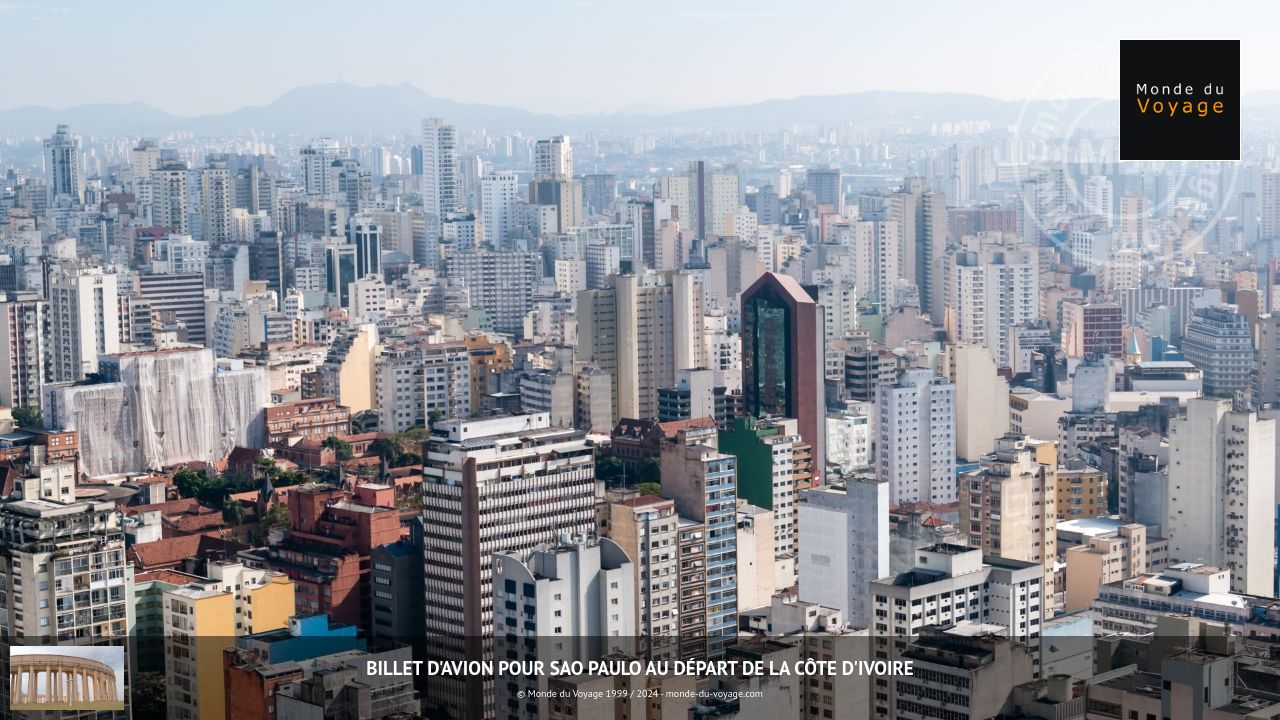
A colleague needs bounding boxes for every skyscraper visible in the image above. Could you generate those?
[658,423,738,654]
[421,118,459,253]
[0,291,48,410]
[944,233,1038,368]
[739,272,825,473]
[151,159,191,234]
[888,179,947,321]
[44,124,83,203]
[479,171,519,248]
[347,217,382,279]
[877,368,957,503]
[48,266,120,382]
[1182,304,1255,398]
[578,271,706,420]
[200,160,233,244]
[421,413,596,718]
[805,166,842,212]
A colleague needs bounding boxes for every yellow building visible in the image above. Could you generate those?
[1056,464,1108,519]
[162,561,295,720]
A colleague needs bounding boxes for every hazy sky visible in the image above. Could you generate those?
[0,0,1271,115]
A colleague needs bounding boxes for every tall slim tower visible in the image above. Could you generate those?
[44,124,83,203]
[876,368,957,503]
[740,272,825,473]
[48,267,120,382]
[421,118,459,250]
[420,413,596,718]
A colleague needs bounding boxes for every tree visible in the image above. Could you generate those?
[12,406,41,429]
[263,502,290,528]
[633,482,662,497]
[639,457,662,485]
[322,435,354,461]
[222,498,246,525]
[595,454,624,486]
[130,671,167,718]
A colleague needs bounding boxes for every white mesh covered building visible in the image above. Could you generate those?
[42,347,268,478]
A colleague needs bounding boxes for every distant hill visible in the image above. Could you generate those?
[16,83,1280,138]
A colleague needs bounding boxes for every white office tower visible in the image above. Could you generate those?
[493,537,634,720]
[1261,171,1280,241]
[299,137,344,196]
[877,368,957,504]
[578,271,706,420]
[42,347,267,478]
[943,342,1011,461]
[1164,397,1276,595]
[797,476,889,628]
[421,413,596,719]
[479,171,519,247]
[201,161,233,244]
[421,118,459,250]
[944,233,1038,368]
[1083,175,1114,226]
[48,266,120,382]
[0,292,48,410]
[534,135,573,178]
[834,219,898,307]
[44,124,83,203]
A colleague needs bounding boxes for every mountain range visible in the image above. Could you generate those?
[3,82,1280,138]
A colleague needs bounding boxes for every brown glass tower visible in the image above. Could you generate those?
[740,272,825,476]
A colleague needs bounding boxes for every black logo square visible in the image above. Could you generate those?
[1120,39,1240,161]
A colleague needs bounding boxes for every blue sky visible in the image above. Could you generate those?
[0,0,1272,114]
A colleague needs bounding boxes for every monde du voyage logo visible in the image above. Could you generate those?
[1120,40,1240,161]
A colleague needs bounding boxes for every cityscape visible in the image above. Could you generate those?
[4,4,1280,719]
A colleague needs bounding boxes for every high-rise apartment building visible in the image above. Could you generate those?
[1182,304,1255,398]
[1164,397,1276,595]
[0,291,48,410]
[135,272,207,345]
[534,135,573,179]
[958,434,1058,595]
[876,368,957,503]
[658,424,738,654]
[888,180,947,320]
[48,266,120,382]
[578,271,705,420]
[201,160,233,245]
[421,413,596,718]
[740,272,825,473]
[375,340,471,432]
[421,118,459,248]
[492,537,634,720]
[44,124,83,203]
[445,251,542,335]
[869,545,1044,717]
[151,159,191,234]
[479,171,519,248]
[945,233,1038,368]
